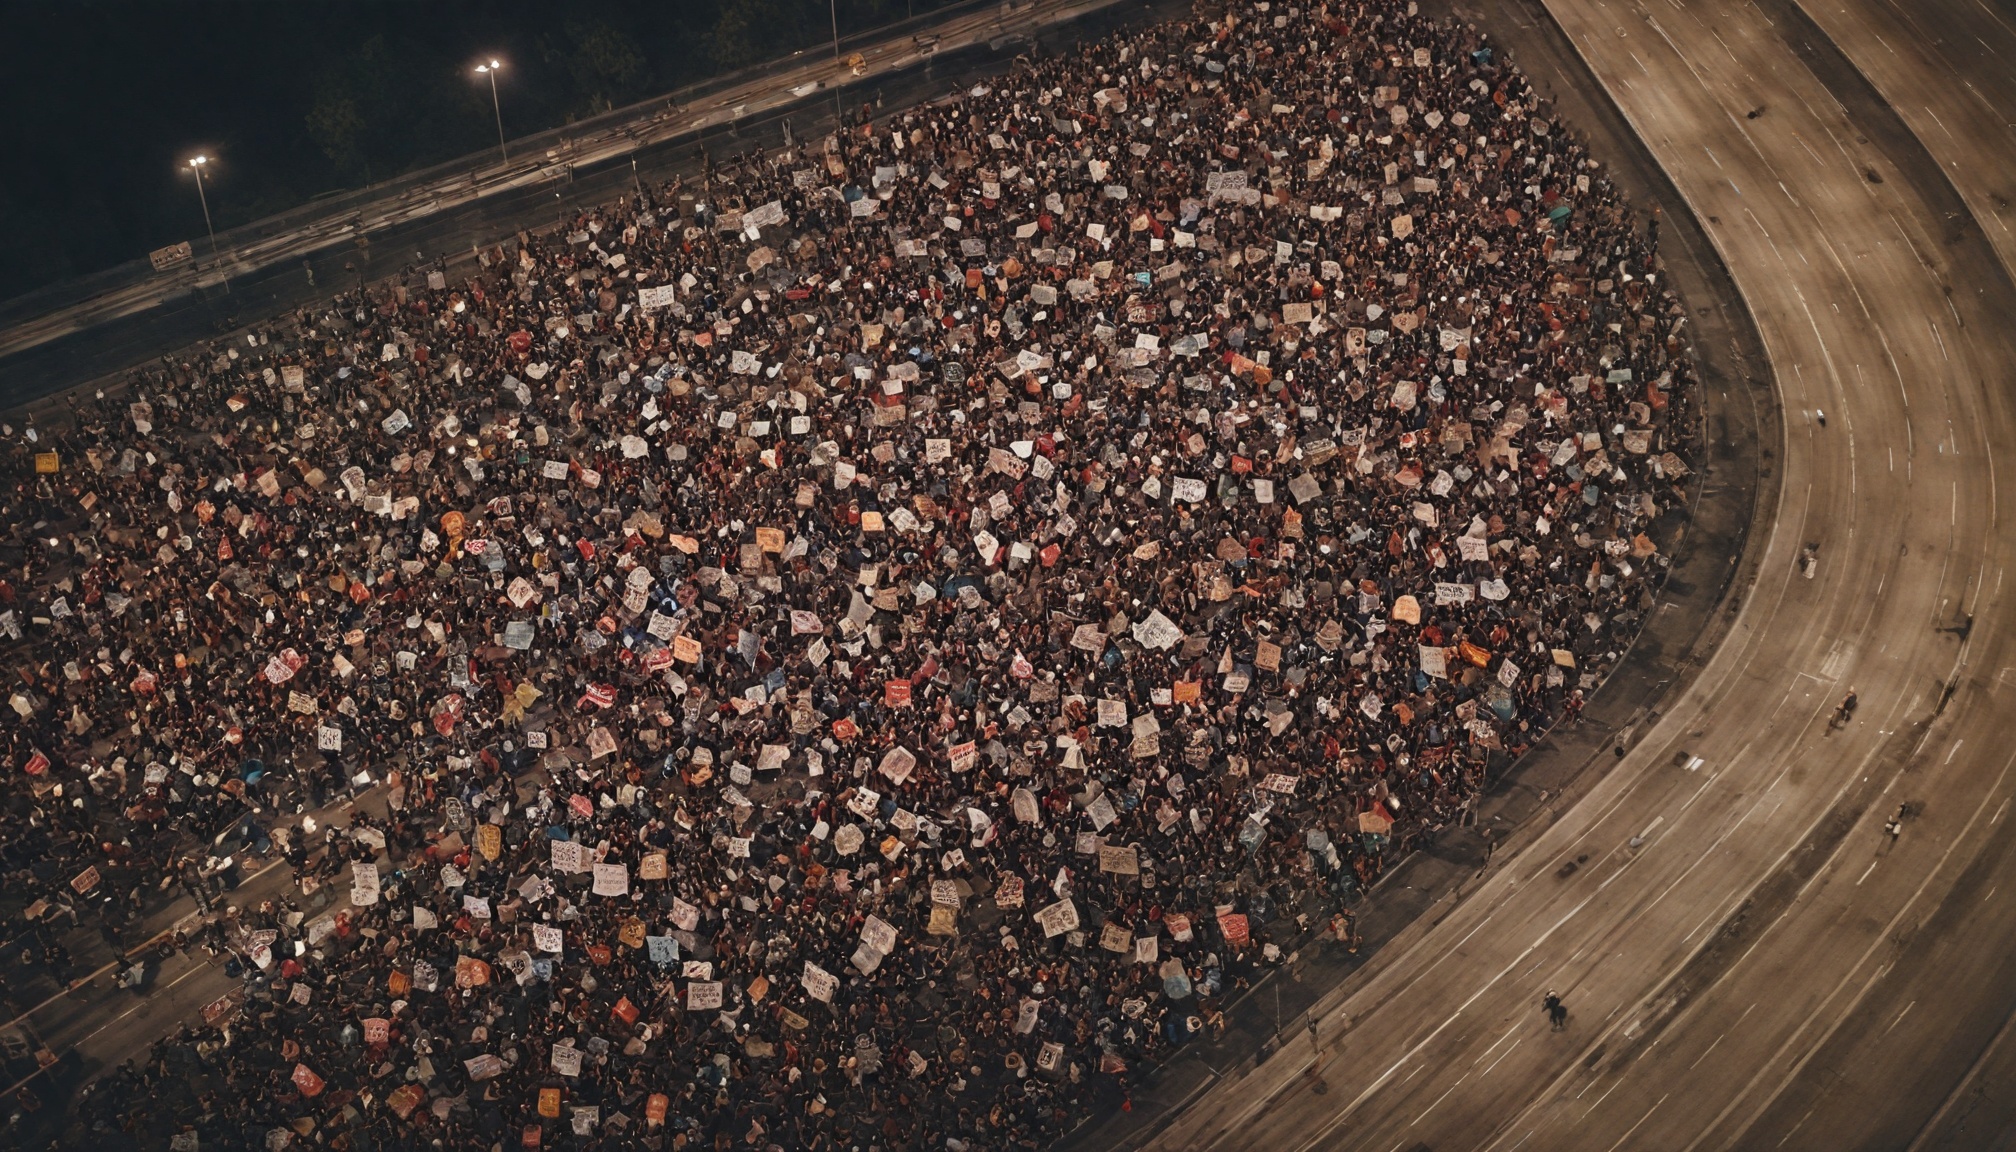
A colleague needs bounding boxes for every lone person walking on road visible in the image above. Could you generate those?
[1544,992,1568,1031]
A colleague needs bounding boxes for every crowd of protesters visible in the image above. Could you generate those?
[1,0,1698,1146]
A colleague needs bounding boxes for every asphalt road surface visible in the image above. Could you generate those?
[0,782,400,1134]
[1144,1,2016,1150]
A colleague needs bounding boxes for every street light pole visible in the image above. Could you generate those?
[831,0,841,61]
[476,60,508,163]
[187,154,228,290]
[188,156,217,258]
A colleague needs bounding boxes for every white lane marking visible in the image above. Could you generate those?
[1413,1076,1466,1126]
[1480,1035,1526,1081]
[1683,749,2016,1150]
[1603,1093,1671,1152]
[1690,1032,1726,1071]
[1584,1075,1626,1114]
[1472,1022,1525,1068]
[78,959,212,1043]
[1285,894,1606,1151]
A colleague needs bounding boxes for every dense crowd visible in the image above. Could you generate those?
[2,0,1698,1146]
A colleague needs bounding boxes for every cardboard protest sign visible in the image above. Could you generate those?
[1255,640,1282,672]
[879,745,918,784]
[1035,898,1080,938]
[1408,642,1449,681]
[552,840,589,873]
[592,862,630,897]
[647,936,679,966]
[619,916,649,950]
[802,961,839,1002]
[1216,910,1251,947]
[1100,922,1134,953]
[1132,610,1184,651]
[1085,793,1118,831]
[350,862,380,906]
[672,897,701,932]
[861,915,899,956]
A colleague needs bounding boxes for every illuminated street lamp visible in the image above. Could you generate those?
[187,155,218,258]
[475,59,508,163]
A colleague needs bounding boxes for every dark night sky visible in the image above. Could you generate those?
[0,0,945,303]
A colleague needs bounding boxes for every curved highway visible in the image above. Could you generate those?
[1148,0,2016,1148]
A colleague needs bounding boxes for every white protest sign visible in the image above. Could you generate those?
[802,961,839,1002]
[1035,899,1080,938]
[672,897,701,932]
[862,915,898,955]
[350,863,380,906]
[592,863,630,897]
[551,840,589,873]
